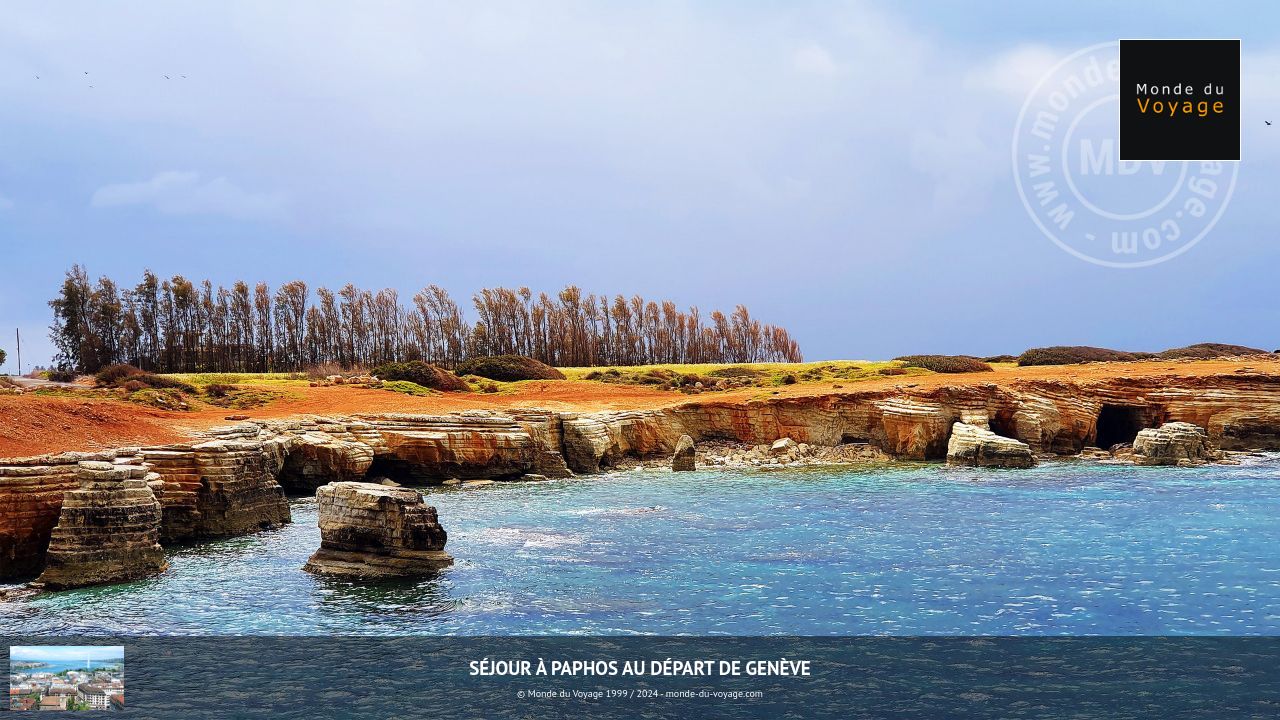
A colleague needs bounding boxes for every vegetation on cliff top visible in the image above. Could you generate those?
[894,355,993,373]
[1018,343,1271,366]
[371,361,470,392]
[568,360,925,392]
[455,355,565,381]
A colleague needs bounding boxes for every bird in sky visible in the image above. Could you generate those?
[1267,120,1273,126]
[164,75,170,79]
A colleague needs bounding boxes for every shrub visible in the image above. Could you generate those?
[1157,343,1269,359]
[879,367,907,376]
[140,375,197,392]
[47,369,77,382]
[778,373,798,385]
[94,364,196,393]
[1016,346,1140,366]
[454,355,565,381]
[981,354,1018,364]
[205,383,235,398]
[126,388,189,410]
[894,355,993,373]
[95,363,145,386]
[371,361,470,392]
[708,366,767,379]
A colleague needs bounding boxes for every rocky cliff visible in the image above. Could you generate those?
[35,460,168,589]
[4,369,1280,580]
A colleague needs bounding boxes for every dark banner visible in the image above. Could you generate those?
[5,637,1280,718]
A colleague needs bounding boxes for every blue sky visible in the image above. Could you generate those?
[10,645,124,663]
[1,1,1278,369]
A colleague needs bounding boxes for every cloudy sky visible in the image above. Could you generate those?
[1,1,1278,369]
[10,645,124,662]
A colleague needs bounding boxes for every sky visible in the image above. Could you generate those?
[1,1,1278,370]
[10,645,124,663]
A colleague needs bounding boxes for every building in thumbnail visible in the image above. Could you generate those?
[76,683,111,710]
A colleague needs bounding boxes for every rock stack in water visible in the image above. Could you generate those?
[1132,422,1222,465]
[671,435,696,471]
[303,482,453,579]
[36,461,168,589]
[946,422,1036,469]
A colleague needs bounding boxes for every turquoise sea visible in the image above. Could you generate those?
[4,458,1280,636]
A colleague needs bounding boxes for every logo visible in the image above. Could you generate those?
[1013,42,1238,268]
[1119,39,1240,161]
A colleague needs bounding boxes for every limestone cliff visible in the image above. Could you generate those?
[4,369,1280,580]
[35,461,168,589]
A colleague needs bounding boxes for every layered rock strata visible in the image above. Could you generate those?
[363,413,536,481]
[1132,422,1222,466]
[142,437,291,542]
[35,461,168,589]
[303,482,452,578]
[0,449,136,578]
[946,422,1036,469]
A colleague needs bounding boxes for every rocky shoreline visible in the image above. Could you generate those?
[3,370,1280,588]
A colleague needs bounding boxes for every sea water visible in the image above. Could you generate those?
[4,458,1280,636]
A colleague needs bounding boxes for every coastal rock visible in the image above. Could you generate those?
[303,482,453,578]
[143,439,291,541]
[277,432,374,492]
[672,435,696,471]
[366,413,536,481]
[35,461,167,589]
[946,422,1035,469]
[770,437,798,456]
[1132,422,1221,466]
[0,449,134,580]
[561,410,678,473]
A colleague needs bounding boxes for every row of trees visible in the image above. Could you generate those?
[48,266,803,374]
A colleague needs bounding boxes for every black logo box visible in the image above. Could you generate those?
[1119,39,1240,161]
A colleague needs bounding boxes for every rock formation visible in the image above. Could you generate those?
[366,413,536,481]
[35,461,168,589]
[6,368,1280,580]
[303,482,453,578]
[277,432,374,492]
[0,450,117,579]
[770,437,799,456]
[946,422,1036,469]
[1132,422,1222,466]
[672,435,696,471]
[143,436,291,542]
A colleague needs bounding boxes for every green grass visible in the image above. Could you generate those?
[559,360,927,386]
[165,372,313,389]
[379,380,440,397]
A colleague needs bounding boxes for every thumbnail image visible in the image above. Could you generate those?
[9,646,123,712]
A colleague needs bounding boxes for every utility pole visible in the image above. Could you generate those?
[15,328,20,376]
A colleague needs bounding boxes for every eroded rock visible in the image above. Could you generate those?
[303,482,453,579]
[36,461,168,589]
[672,435,696,471]
[946,422,1035,469]
[1132,422,1221,466]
